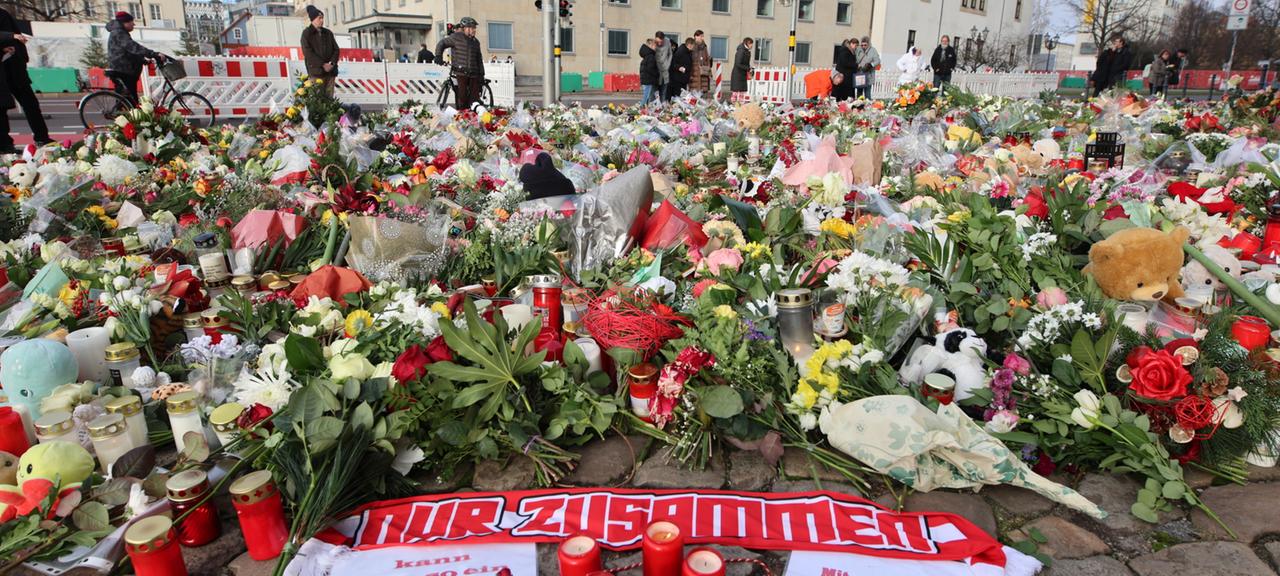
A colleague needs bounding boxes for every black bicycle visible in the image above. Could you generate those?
[79,57,216,131]
[436,73,495,109]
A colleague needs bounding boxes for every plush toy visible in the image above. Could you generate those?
[732,103,765,132]
[0,451,16,485]
[1032,138,1062,163]
[1086,227,1190,302]
[0,339,80,420]
[0,441,94,522]
[1181,244,1240,298]
[1010,144,1046,175]
[899,328,990,401]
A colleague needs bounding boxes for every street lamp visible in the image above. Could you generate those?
[1042,33,1059,72]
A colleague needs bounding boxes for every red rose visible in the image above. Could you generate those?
[392,336,452,384]
[1023,187,1049,219]
[423,335,453,363]
[122,122,137,140]
[1126,345,1155,368]
[236,403,274,430]
[1101,205,1128,221]
[1129,350,1192,401]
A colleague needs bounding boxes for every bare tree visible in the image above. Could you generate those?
[1,0,106,21]
[1064,0,1160,53]
[958,34,1029,72]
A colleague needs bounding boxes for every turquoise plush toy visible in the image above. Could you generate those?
[1,339,79,419]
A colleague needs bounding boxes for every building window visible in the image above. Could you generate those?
[128,3,140,16]
[607,29,629,55]
[836,1,851,23]
[358,0,365,16]
[232,28,242,40]
[83,0,95,17]
[798,0,814,21]
[907,29,915,48]
[979,0,986,10]
[339,3,345,20]
[712,0,729,13]
[754,37,771,62]
[664,31,680,47]
[487,22,513,51]
[755,0,772,17]
[106,1,118,16]
[661,0,680,9]
[607,0,628,4]
[795,41,811,64]
[710,35,728,60]
[149,4,161,20]
[1015,0,1022,19]
[559,26,574,53]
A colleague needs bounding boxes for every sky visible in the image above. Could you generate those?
[1044,0,1231,40]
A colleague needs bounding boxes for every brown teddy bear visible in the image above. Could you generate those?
[1086,227,1190,302]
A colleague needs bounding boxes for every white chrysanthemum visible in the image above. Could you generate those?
[94,155,140,186]
[233,366,298,411]
[825,251,910,306]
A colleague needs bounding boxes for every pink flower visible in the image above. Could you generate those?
[1036,287,1069,309]
[701,248,744,276]
[1003,353,1031,376]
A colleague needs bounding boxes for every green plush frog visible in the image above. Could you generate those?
[0,441,95,522]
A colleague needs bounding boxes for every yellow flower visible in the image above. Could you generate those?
[741,242,770,260]
[712,305,737,319]
[480,111,493,124]
[344,309,373,337]
[820,218,857,240]
[57,283,81,307]
[795,381,818,409]
[304,79,314,87]
[86,205,106,216]
[258,149,270,159]
[314,78,325,85]
[430,301,451,319]
[286,107,299,118]
[296,88,306,96]
[674,184,690,198]
[946,210,971,224]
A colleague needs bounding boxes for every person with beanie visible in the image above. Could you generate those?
[519,153,576,200]
[301,5,340,96]
[107,11,163,106]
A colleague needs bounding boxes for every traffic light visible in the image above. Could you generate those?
[559,0,572,18]
[446,23,454,35]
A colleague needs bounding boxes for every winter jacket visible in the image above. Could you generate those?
[1093,46,1132,90]
[0,9,28,70]
[435,31,484,77]
[656,41,672,85]
[417,47,434,63]
[1149,58,1175,87]
[301,24,340,78]
[930,45,956,75]
[639,43,659,86]
[730,43,751,92]
[896,51,925,85]
[670,44,693,87]
[692,40,711,79]
[0,31,16,109]
[834,43,856,77]
[107,19,158,77]
[853,45,880,73]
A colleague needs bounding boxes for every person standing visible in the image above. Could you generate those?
[691,30,711,95]
[1149,49,1175,96]
[0,8,48,149]
[1092,35,1131,96]
[0,30,30,154]
[300,6,340,96]
[435,17,485,110]
[852,36,880,99]
[639,37,659,105]
[930,35,956,86]
[730,37,753,102]
[654,31,672,102]
[416,43,434,63]
[667,37,694,100]
[107,11,162,105]
[896,46,925,85]
[1169,48,1189,91]
[833,38,856,100]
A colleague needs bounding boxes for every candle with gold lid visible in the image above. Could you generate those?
[166,391,204,453]
[124,516,189,576]
[105,395,149,447]
[88,413,132,473]
[209,402,245,450]
[104,342,142,388]
[230,470,289,560]
[166,469,221,546]
[34,410,75,444]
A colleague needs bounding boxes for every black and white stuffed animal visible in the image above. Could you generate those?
[899,328,989,401]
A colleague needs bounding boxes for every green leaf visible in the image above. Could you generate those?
[72,501,110,532]
[436,420,468,446]
[1161,481,1185,500]
[91,478,132,507]
[342,378,361,400]
[1131,501,1159,523]
[452,381,504,409]
[700,386,745,419]
[1137,488,1158,508]
[110,445,155,479]
[715,194,765,239]
[181,432,210,462]
[351,402,374,431]
[305,415,345,454]
[284,334,325,373]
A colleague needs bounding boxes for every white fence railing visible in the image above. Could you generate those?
[141,57,516,119]
[747,66,1060,103]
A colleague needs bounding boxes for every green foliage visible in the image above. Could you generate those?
[79,36,108,71]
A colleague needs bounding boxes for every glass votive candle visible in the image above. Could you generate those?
[34,410,75,444]
[1232,315,1272,351]
[777,289,815,363]
[166,470,221,547]
[166,391,205,453]
[88,413,133,473]
[104,342,142,388]
[230,470,289,560]
[105,395,149,448]
[209,402,245,450]
[124,516,189,576]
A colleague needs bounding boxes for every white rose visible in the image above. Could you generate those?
[293,323,318,337]
[799,412,818,431]
[1073,389,1101,416]
[1070,407,1097,430]
[40,241,69,263]
[112,276,131,291]
[329,353,374,381]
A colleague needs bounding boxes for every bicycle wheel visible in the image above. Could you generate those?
[437,79,452,108]
[79,90,132,131]
[480,83,495,108]
[169,92,216,129]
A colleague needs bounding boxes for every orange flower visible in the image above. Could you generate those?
[494,208,510,221]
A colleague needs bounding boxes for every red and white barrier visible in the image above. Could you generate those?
[713,62,723,102]
[141,56,517,119]
[746,66,1060,103]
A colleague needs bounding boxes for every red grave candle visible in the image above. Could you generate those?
[558,535,603,576]
[125,516,189,576]
[643,521,685,576]
[0,407,30,457]
[683,548,726,576]
[166,470,221,547]
[1231,316,1272,352]
[230,470,289,560]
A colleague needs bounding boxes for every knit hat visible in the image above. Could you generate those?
[305,5,322,21]
[114,11,134,22]
[519,153,576,200]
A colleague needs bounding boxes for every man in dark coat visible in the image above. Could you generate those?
[1092,35,1132,96]
[107,11,161,105]
[833,38,856,100]
[730,37,753,100]
[666,37,694,100]
[0,9,46,150]
[0,30,28,154]
[639,38,659,104]
[301,6,340,96]
[435,16,485,109]
[416,43,434,63]
[930,35,957,86]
